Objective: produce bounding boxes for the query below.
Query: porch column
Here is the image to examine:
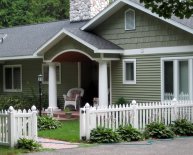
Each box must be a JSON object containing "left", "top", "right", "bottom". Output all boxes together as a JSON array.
[
  {"left": 48, "top": 62, "right": 58, "bottom": 110},
  {"left": 98, "top": 60, "right": 108, "bottom": 107}
]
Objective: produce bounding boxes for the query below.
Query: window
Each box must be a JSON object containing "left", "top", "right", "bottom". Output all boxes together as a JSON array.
[
  {"left": 162, "top": 58, "right": 191, "bottom": 101},
  {"left": 125, "top": 9, "right": 135, "bottom": 30},
  {"left": 42, "top": 63, "right": 61, "bottom": 84},
  {"left": 123, "top": 59, "right": 136, "bottom": 84},
  {"left": 3, "top": 65, "right": 22, "bottom": 92}
]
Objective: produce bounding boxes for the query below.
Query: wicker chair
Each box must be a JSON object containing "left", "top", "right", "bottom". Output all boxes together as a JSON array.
[{"left": 63, "top": 88, "right": 84, "bottom": 110}]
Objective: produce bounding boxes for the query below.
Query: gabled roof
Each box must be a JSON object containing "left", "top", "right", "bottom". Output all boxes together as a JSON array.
[
  {"left": 0, "top": 20, "right": 122, "bottom": 59},
  {"left": 81, "top": 0, "right": 193, "bottom": 35}
]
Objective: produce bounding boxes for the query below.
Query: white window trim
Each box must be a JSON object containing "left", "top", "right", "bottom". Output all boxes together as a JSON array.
[
  {"left": 123, "top": 59, "right": 136, "bottom": 84},
  {"left": 125, "top": 8, "right": 136, "bottom": 31},
  {"left": 42, "top": 63, "right": 61, "bottom": 84},
  {"left": 161, "top": 57, "right": 193, "bottom": 101},
  {"left": 3, "top": 65, "right": 22, "bottom": 92}
]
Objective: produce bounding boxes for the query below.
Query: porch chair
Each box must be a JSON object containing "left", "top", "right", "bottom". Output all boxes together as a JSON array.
[{"left": 63, "top": 88, "right": 84, "bottom": 110}]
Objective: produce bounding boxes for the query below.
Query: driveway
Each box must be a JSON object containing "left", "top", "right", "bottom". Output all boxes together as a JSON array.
[{"left": 27, "top": 137, "right": 193, "bottom": 155}]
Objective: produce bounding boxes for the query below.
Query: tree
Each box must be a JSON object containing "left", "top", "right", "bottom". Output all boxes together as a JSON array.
[
  {"left": 140, "top": 0, "right": 193, "bottom": 19},
  {"left": 0, "top": 0, "right": 69, "bottom": 28}
]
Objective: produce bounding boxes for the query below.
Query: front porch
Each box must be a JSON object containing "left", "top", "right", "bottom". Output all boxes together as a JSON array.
[{"left": 44, "top": 50, "right": 110, "bottom": 111}]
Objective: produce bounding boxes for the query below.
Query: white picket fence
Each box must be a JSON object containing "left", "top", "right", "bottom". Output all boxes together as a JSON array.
[
  {"left": 0, "top": 106, "right": 37, "bottom": 147},
  {"left": 80, "top": 99, "right": 193, "bottom": 140}
]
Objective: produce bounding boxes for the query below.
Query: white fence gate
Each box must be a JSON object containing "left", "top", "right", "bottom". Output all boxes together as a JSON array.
[
  {"left": 80, "top": 99, "right": 193, "bottom": 140},
  {"left": 0, "top": 106, "right": 37, "bottom": 147}
]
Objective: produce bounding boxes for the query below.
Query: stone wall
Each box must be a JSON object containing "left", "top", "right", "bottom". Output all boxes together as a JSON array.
[{"left": 70, "top": 0, "right": 109, "bottom": 22}]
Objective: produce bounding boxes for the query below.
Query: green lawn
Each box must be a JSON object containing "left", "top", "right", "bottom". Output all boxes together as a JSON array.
[
  {"left": 38, "top": 120, "right": 80, "bottom": 142},
  {"left": 0, "top": 146, "right": 26, "bottom": 155}
]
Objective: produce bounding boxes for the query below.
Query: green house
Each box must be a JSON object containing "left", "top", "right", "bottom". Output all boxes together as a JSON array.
[{"left": 1, "top": 0, "right": 193, "bottom": 110}]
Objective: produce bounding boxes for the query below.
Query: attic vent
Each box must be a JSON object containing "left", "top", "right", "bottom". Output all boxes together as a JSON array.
[{"left": 0, "top": 33, "right": 7, "bottom": 44}]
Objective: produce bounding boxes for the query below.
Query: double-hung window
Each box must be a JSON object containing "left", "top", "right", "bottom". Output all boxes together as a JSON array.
[
  {"left": 123, "top": 59, "right": 136, "bottom": 84},
  {"left": 42, "top": 63, "right": 61, "bottom": 84},
  {"left": 125, "top": 9, "right": 135, "bottom": 30},
  {"left": 3, "top": 65, "right": 22, "bottom": 92}
]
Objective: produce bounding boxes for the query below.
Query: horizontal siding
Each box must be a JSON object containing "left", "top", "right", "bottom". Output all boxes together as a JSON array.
[
  {"left": 0, "top": 65, "right": 2, "bottom": 93},
  {"left": 0, "top": 60, "right": 78, "bottom": 108},
  {"left": 94, "top": 5, "right": 193, "bottom": 49},
  {"left": 112, "top": 52, "right": 193, "bottom": 103}
]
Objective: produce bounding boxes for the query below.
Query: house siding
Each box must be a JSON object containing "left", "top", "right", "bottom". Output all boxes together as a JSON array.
[
  {"left": 0, "top": 65, "right": 3, "bottom": 93},
  {"left": 0, "top": 59, "right": 78, "bottom": 107},
  {"left": 94, "top": 5, "right": 193, "bottom": 49},
  {"left": 111, "top": 52, "right": 193, "bottom": 104},
  {"left": 44, "top": 36, "right": 100, "bottom": 61}
]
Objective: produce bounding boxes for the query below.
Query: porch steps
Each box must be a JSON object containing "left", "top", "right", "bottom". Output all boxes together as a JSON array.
[{"left": 42, "top": 111, "right": 79, "bottom": 121}]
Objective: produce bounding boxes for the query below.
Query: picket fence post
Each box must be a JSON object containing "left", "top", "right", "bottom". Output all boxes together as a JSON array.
[
  {"left": 80, "top": 106, "right": 86, "bottom": 140},
  {"left": 31, "top": 105, "right": 37, "bottom": 141},
  {"left": 85, "top": 103, "right": 90, "bottom": 140},
  {"left": 131, "top": 100, "right": 139, "bottom": 129},
  {"left": 171, "top": 98, "right": 178, "bottom": 122},
  {"left": 8, "top": 106, "right": 15, "bottom": 148}
]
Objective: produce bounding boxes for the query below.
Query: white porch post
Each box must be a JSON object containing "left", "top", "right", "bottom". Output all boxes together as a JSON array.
[
  {"left": 174, "top": 60, "right": 179, "bottom": 100},
  {"left": 48, "top": 62, "right": 58, "bottom": 110},
  {"left": 98, "top": 60, "right": 108, "bottom": 107}
]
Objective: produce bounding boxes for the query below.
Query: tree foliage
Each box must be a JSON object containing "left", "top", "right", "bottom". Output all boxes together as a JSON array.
[
  {"left": 140, "top": 0, "right": 193, "bottom": 19},
  {"left": 0, "top": 0, "right": 69, "bottom": 28}
]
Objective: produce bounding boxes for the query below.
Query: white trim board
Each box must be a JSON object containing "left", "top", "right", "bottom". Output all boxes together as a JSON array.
[
  {"left": 81, "top": 0, "right": 193, "bottom": 36},
  {"left": 124, "top": 45, "right": 193, "bottom": 56},
  {"left": 0, "top": 56, "right": 43, "bottom": 61},
  {"left": 34, "top": 28, "right": 98, "bottom": 56}
]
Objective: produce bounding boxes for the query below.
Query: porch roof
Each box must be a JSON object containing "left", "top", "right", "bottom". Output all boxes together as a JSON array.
[{"left": 0, "top": 20, "right": 122, "bottom": 60}]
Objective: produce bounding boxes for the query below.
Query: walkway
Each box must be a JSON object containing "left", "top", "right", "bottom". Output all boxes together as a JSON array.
[
  {"left": 38, "top": 137, "right": 79, "bottom": 150},
  {"left": 27, "top": 137, "right": 193, "bottom": 155}
]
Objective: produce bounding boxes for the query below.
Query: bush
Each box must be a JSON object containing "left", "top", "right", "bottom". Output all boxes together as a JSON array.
[
  {"left": 170, "top": 118, "right": 193, "bottom": 136},
  {"left": 90, "top": 127, "right": 120, "bottom": 143},
  {"left": 17, "top": 138, "right": 42, "bottom": 151},
  {"left": 115, "top": 97, "right": 127, "bottom": 106},
  {"left": 144, "top": 122, "right": 175, "bottom": 139},
  {"left": 38, "top": 115, "right": 61, "bottom": 130},
  {"left": 0, "top": 95, "right": 34, "bottom": 110},
  {"left": 117, "top": 125, "right": 143, "bottom": 141}
]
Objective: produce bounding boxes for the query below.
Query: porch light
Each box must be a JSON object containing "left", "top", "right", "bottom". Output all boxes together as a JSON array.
[
  {"left": 38, "top": 74, "right": 43, "bottom": 82},
  {"left": 38, "top": 74, "right": 43, "bottom": 116}
]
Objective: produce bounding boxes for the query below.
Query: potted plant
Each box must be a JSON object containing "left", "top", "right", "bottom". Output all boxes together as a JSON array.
[{"left": 64, "top": 107, "right": 72, "bottom": 118}]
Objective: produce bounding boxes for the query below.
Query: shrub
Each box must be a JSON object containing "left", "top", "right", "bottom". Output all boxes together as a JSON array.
[
  {"left": 115, "top": 97, "right": 127, "bottom": 106},
  {"left": 90, "top": 127, "right": 120, "bottom": 143},
  {"left": 38, "top": 115, "right": 61, "bottom": 131},
  {"left": 144, "top": 122, "right": 175, "bottom": 139},
  {"left": 117, "top": 125, "right": 143, "bottom": 141},
  {"left": 170, "top": 118, "right": 193, "bottom": 136},
  {"left": 17, "top": 138, "right": 42, "bottom": 151},
  {"left": 0, "top": 95, "right": 33, "bottom": 110}
]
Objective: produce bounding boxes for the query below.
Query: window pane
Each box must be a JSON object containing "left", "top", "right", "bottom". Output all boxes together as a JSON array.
[
  {"left": 13, "top": 67, "right": 21, "bottom": 89},
  {"left": 126, "top": 10, "right": 135, "bottom": 30},
  {"left": 126, "top": 62, "right": 134, "bottom": 81},
  {"left": 179, "top": 61, "right": 189, "bottom": 99},
  {"left": 43, "top": 65, "right": 49, "bottom": 82},
  {"left": 5, "top": 68, "right": 12, "bottom": 89},
  {"left": 164, "top": 61, "right": 174, "bottom": 100},
  {"left": 56, "top": 65, "right": 60, "bottom": 82}
]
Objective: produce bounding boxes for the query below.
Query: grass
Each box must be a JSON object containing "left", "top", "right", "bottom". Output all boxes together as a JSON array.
[
  {"left": 0, "top": 146, "right": 27, "bottom": 155},
  {"left": 38, "top": 120, "right": 79, "bottom": 142}
]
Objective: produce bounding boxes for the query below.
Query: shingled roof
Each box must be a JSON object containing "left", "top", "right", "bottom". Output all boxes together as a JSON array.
[
  {"left": 0, "top": 20, "right": 122, "bottom": 58},
  {"left": 1, "top": 0, "right": 193, "bottom": 59}
]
